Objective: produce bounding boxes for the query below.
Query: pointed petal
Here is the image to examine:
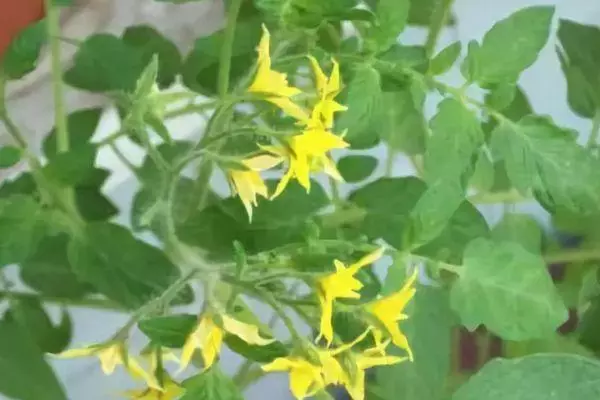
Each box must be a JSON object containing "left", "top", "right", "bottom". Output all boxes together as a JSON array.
[
  {"left": 243, "top": 154, "right": 283, "bottom": 171},
  {"left": 97, "top": 344, "right": 123, "bottom": 375},
  {"left": 328, "top": 58, "right": 342, "bottom": 95},
  {"left": 126, "top": 356, "right": 162, "bottom": 391},
  {"left": 261, "top": 357, "right": 293, "bottom": 372},
  {"left": 321, "top": 156, "right": 344, "bottom": 181},
  {"left": 177, "top": 325, "right": 201, "bottom": 373},
  {"left": 199, "top": 318, "right": 224, "bottom": 368},
  {"left": 308, "top": 55, "right": 327, "bottom": 93},
  {"left": 289, "top": 364, "right": 323, "bottom": 400},
  {"left": 349, "top": 247, "right": 385, "bottom": 272},
  {"left": 317, "top": 292, "right": 334, "bottom": 345},
  {"left": 271, "top": 164, "right": 294, "bottom": 199},
  {"left": 52, "top": 346, "right": 97, "bottom": 359},
  {"left": 268, "top": 97, "right": 310, "bottom": 122},
  {"left": 222, "top": 315, "right": 275, "bottom": 346}
]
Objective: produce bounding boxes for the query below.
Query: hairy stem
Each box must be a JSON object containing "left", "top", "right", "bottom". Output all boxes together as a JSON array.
[{"left": 44, "top": 0, "right": 69, "bottom": 153}]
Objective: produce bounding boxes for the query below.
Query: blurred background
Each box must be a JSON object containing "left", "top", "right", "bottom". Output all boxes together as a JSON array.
[{"left": 0, "top": 0, "right": 599, "bottom": 398}]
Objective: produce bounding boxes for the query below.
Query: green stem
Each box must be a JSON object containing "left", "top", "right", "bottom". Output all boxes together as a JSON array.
[
  {"left": 44, "top": 0, "right": 69, "bottom": 153},
  {"left": 587, "top": 109, "right": 600, "bottom": 148},
  {"left": 385, "top": 147, "right": 395, "bottom": 176},
  {"left": 109, "top": 142, "right": 139, "bottom": 177},
  {"left": 425, "top": 0, "right": 456, "bottom": 57},
  {"left": 0, "top": 290, "right": 124, "bottom": 310},
  {"left": 218, "top": 0, "right": 243, "bottom": 98},
  {"left": 544, "top": 249, "right": 600, "bottom": 265},
  {"left": 329, "top": 176, "right": 341, "bottom": 205}
]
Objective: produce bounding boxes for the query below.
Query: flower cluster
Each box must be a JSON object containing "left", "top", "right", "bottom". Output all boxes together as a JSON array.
[{"left": 228, "top": 25, "right": 349, "bottom": 221}]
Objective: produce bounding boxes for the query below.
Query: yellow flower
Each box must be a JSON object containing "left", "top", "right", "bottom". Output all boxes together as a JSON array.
[
  {"left": 308, "top": 56, "right": 347, "bottom": 128},
  {"left": 228, "top": 154, "right": 282, "bottom": 221},
  {"left": 123, "top": 374, "right": 183, "bottom": 400},
  {"left": 317, "top": 248, "right": 385, "bottom": 345},
  {"left": 262, "top": 356, "right": 326, "bottom": 399},
  {"left": 367, "top": 269, "right": 418, "bottom": 360},
  {"left": 248, "top": 25, "right": 309, "bottom": 122},
  {"left": 54, "top": 342, "right": 161, "bottom": 390},
  {"left": 179, "top": 313, "right": 274, "bottom": 372},
  {"left": 341, "top": 347, "right": 407, "bottom": 400}
]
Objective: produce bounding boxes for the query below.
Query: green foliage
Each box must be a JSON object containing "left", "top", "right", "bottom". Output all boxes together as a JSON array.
[
  {"left": 337, "top": 155, "right": 378, "bottom": 183},
  {"left": 0, "top": 319, "right": 67, "bottom": 400},
  {"left": 453, "top": 354, "right": 600, "bottom": 400},
  {"left": 491, "top": 213, "right": 542, "bottom": 254},
  {"left": 181, "top": 367, "right": 244, "bottom": 400},
  {"left": 139, "top": 314, "right": 196, "bottom": 348},
  {"left": 558, "top": 20, "right": 600, "bottom": 118},
  {"left": 337, "top": 64, "right": 382, "bottom": 148},
  {"left": 491, "top": 116, "right": 600, "bottom": 214},
  {"left": 67, "top": 223, "right": 183, "bottom": 309},
  {"left": 43, "top": 108, "right": 103, "bottom": 157},
  {"left": 461, "top": 6, "right": 554, "bottom": 85},
  {"left": 0, "top": 195, "right": 45, "bottom": 268},
  {"left": 1, "top": 20, "right": 47, "bottom": 80},
  {"left": 0, "top": 146, "right": 22, "bottom": 168},
  {"left": 429, "top": 41, "right": 461, "bottom": 75},
  {"left": 451, "top": 238, "right": 568, "bottom": 340},
  {"left": 367, "top": 0, "right": 410, "bottom": 53}
]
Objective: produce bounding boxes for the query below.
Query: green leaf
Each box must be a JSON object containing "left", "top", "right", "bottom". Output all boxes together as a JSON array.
[
  {"left": 452, "top": 354, "right": 600, "bottom": 400},
  {"left": 224, "top": 335, "right": 288, "bottom": 363},
  {"left": 122, "top": 25, "right": 182, "bottom": 88},
  {"left": 557, "top": 19, "right": 600, "bottom": 119},
  {"left": 337, "top": 64, "right": 381, "bottom": 148},
  {"left": 377, "top": 83, "right": 427, "bottom": 155},
  {"left": 491, "top": 213, "right": 542, "bottom": 254},
  {"left": 20, "top": 234, "right": 91, "bottom": 298},
  {"left": 139, "top": 314, "right": 196, "bottom": 348},
  {"left": 461, "top": 6, "right": 554, "bottom": 85},
  {"left": 1, "top": 20, "right": 46, "bottom": 80},
  {"left": 0, "top": 146, "right": 22, "bottom": 168},
  {"left": 451, "top": 238, "right": 568, "bottom": 340},
  {"left": 429, "top": 41, "right": 461, "bottom": 75},
  {"left": 8, "top": 299, "right": 72, "bottom": 354},
  {"left": 350, "top": 177, "right": 488, "bottom": 262},
  {"left": 43, "top": 144, "right": 97, "bottom": 186},
  {"left": 222, "top": 179, "right": 329, "bottom": 229},
  {"left": 491, "top": 115, "right": 600, "bottom": 214},
  {"left": 469, "top": 149, "right": 494, "bottom": 192},
  {"left": 154, "top": 0, "right": 211, "bottom": 3},
  {"left": 67, "top": 222, "right": 183, "bottom": 309},
  {"left": 368, "top": 0, "right": 410, "bottom": 53},
  {"left": 337, "top": 155, "right": 378, "bottom": 183},
  {"left": 485, "top": 83, "right": 517, "bottom": 111},
  {"left": 579, "top": 294, "right": 600, "bottom": 353},
  {"left": 407, "top": 0, "right": 456, "bottom": 26},
  {"left": 43, "top": 108, "right": 103, "bottom": 158},
  {"left": 64, "top": 34, "right": 146, "bottom": 92},
  {"left": 373, "top": 285, "right": 454, "bottom": 400},
  {"left": 0, "top": 319, "right": 67, "bottom": 400},
  {"left": 181, "top": 367, "right": 244, "bottom": 400},
  {"left": 182, "top": 17, "right": 261, "bottom": 96},
  {"left": 0, "top": 195, "right": 45, "bottom": 267},
  {"left": 424, "top": 98, "right": 483, "bottom": 184}
]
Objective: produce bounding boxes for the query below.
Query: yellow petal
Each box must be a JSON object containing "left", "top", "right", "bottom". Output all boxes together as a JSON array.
[
  {"left": 344, "top": 368, "right": 366, "bottom": 400},
  {"left": 126, "top": 356, "right": 162, "bottom": 391},
  {"left": 321, "top": 155, "right": 344, "bottom": 181},
  {"left": 317, "top": 292, "right": 334, "bottom": 345},
  {"left": 52, "top": 346, "right": 98, "bottom": 359},
  {"left": 288, "top": 361, "right": 324, "bottom": 399},
  {"left": 356, "top": 354, "right": 407, "bottom": 369},
  {"left": 178, "top": 324, "right": 201, "bottom": 373},
  {"left": 256, "top": 24, "right": 271, "bottom": 66},
  {"left": 198, "top": 317, "right": 224, "bottom": 368},
  {"left": 268, "top": 97, "right": 310, "bottom": 122},
  {"left": 97, "top": 344, "right": 123, "bottom": 375},
  {"left": 222, "top": 315, "right": 275, "bottom": 346},
  {"left": 348, "top": 247, "right": 385, "bottom": 273},
  {"left": 243, "top": 154, "right": 283, "bottom": 171},
  {"left": 271, "top": 163, "right": 294, "bottom": 199},
  {"left": 328, "top": 58, "right": 342, "bottom": 95},
  {"left": 308, "top": 55, "right": 328, "bottom": 93},
  {"left": 262, "top": 357, "right": 294, "bottom": 372}
]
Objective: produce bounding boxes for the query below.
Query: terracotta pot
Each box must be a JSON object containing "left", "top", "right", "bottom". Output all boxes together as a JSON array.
[{"left": 0, "top": 0, "right": 44, "bottom": 57}]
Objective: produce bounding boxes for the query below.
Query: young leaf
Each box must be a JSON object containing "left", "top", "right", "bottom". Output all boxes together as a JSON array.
[
  {"left": 461, "top": 6, "right": 554, "bottom": 85},
  {"left": 491, "top": 213, "right": 542, "bottom": 254},
  {"left": 43, "top": 144, "right": 97, "bottom": 186},
  {"left": 0, "top": 195, "right": 45, "bottom": 267},
  {"left": 67, "top": 222, "right": 183, "bottom": 309},
  {"left": 0, "top": 319, "right": 67, "bottom": 400},
  {"left": 337, "top": 155, "right": 378, "bottom": 183},
  {"left": 451, "top": 238, "right": 568, "bottom": 340},
  {"left": 469, "top": 149, "right": 494, "bottom": 192},
  {"left": 224, "top": 335, "right": 288, "bottom": 363},
  {"left": 43, "top": 108, "right": 103, "bottom": 158},
  {"left": 1, "top": 20, "right": 46, "bottom": 80},
  {"left": 64, "top": 34, "right": 146, "bottom": 92},
  {"left": 181, "top": 367, "right": 244, "bottom": 400},
  {"left": 374, "top": 286, "right": 454, "bottom": 400},
  {"left": 337, "top": 64, "right": 381, "bottom": 148},
  {"left": 367, "top": 0, "right": 410, "bottom": 53},
  {"left": 557, "top": 19, "right": 600, "bottom": 118},
  {"left": 428, "top": 41, "right": 461, "bottom": 75},
  {"left": 122, "top": 25, "right": 182, "bottom": 88},
  {"left": 453, "top": 354, "right": 600, "bottom": 400},
  {"left": 491, "top": 115, "right": 600, "bottom": 214},
  {"left": 0, "top": 146, "right": 22, "bottom": 168},
  {"left": 377, "top": 83, "right": 427, "bottom": 155},
  {"left": 7, "top": 299, "right": 72, "bottom": 354},
  {"left": 20, "top": 234, "right": 91, "bottom": 299},
  {"left": 139, "top": 314, "right": 196, "bottom": 348},
  {"left": 424, "top": 98, "right": 483, "bottom": 183}
]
